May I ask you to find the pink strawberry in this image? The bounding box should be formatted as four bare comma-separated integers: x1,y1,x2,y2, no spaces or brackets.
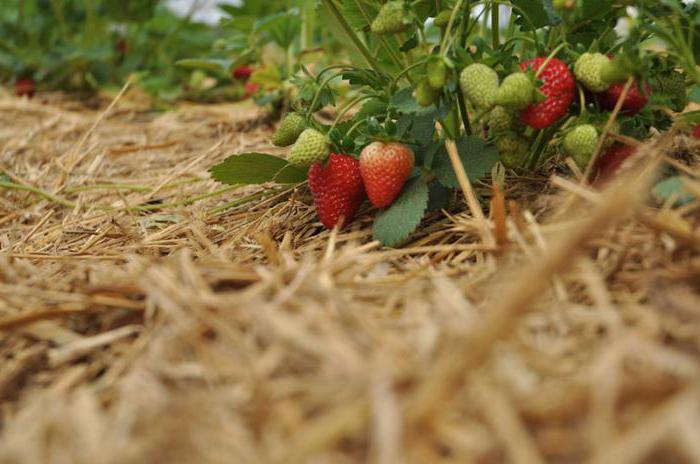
599,80,651,115
519,57,575,129
359,141,415,209
308,153,365,229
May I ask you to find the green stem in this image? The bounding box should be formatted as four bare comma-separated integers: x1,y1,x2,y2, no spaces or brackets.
1,180,75,208
439,0,465,56
455,84,472,136
1,180,238,213
345,119,368,139
307,70,348,116
350,0,406,79
391,60,429,92
491,1,499,49
319,0,383,74
327,95,374,136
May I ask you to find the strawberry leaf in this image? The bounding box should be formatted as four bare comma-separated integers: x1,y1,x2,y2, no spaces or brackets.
373,177,429,247
210,153,306,185
432,136,499,188
427,181,451,212
652,176,695,207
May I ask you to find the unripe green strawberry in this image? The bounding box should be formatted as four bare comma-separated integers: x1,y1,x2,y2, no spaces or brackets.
599,56,628,84
433,10,452,28
460,63,499,110
288,129,329,166
488,106,513,133
415,80,440,107
271,113,306,147
574,53,611,92
496,134,529,170
653,71,687,112
563,124,599,169
495,73,535,110
371,1,411,34
427,57,448,89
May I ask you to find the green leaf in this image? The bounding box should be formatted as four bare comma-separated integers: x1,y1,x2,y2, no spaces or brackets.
274,164,309,184
689,84,700,104
427,181,451,212
511,0,557,29
432,136,499,188
390,88,433,115
175,58,233,74
210,153,305,185
652,176,696,207
373,177,429,247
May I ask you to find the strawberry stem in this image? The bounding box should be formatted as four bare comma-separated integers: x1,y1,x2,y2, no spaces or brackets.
319,0,383,75
491,2,499,49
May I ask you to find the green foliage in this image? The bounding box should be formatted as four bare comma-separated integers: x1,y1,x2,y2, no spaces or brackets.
373,177,429,247
0,0,219,98
210,153,307,185
433,137,500,188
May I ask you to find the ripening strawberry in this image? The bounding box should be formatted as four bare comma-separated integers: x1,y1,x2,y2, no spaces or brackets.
495,73,535,110
653,71,687,112
460,63,499,110
595,143,637,184
427,57,448,89
598,80,651,115
575,53,628,92
288,129,329,166
574,53,612,92
272,113,306,147
359,141,414,209
519,57,575,129
563,124,599,169
415,80,440,107
433,10,452,28
371,1,411,34
308,153,366,229
495,134,530,169
488,106,513,134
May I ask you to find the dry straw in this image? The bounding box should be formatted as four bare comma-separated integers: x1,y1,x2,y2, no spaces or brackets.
1,88,700,463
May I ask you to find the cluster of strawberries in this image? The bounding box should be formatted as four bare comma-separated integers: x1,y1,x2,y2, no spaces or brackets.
460,52,651,176
271,114,414,229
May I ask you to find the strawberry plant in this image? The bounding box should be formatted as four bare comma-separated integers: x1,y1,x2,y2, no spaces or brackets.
0,0,220,100
207,0,700,246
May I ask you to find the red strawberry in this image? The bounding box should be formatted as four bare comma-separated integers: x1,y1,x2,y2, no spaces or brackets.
15,78,35,98
519,57,575,129
232,65,254,80
308,153,366,229
245,82,260,97
359,141,415,209
594,143,636,184
691,124,700,139
599,81,651,115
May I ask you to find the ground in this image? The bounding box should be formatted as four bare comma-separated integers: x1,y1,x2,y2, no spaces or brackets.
1,88,700,464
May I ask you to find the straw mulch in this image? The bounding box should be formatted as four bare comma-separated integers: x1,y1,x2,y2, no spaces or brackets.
2,88,700,464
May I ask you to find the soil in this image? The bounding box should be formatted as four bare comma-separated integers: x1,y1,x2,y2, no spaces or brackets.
2,88,700,464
